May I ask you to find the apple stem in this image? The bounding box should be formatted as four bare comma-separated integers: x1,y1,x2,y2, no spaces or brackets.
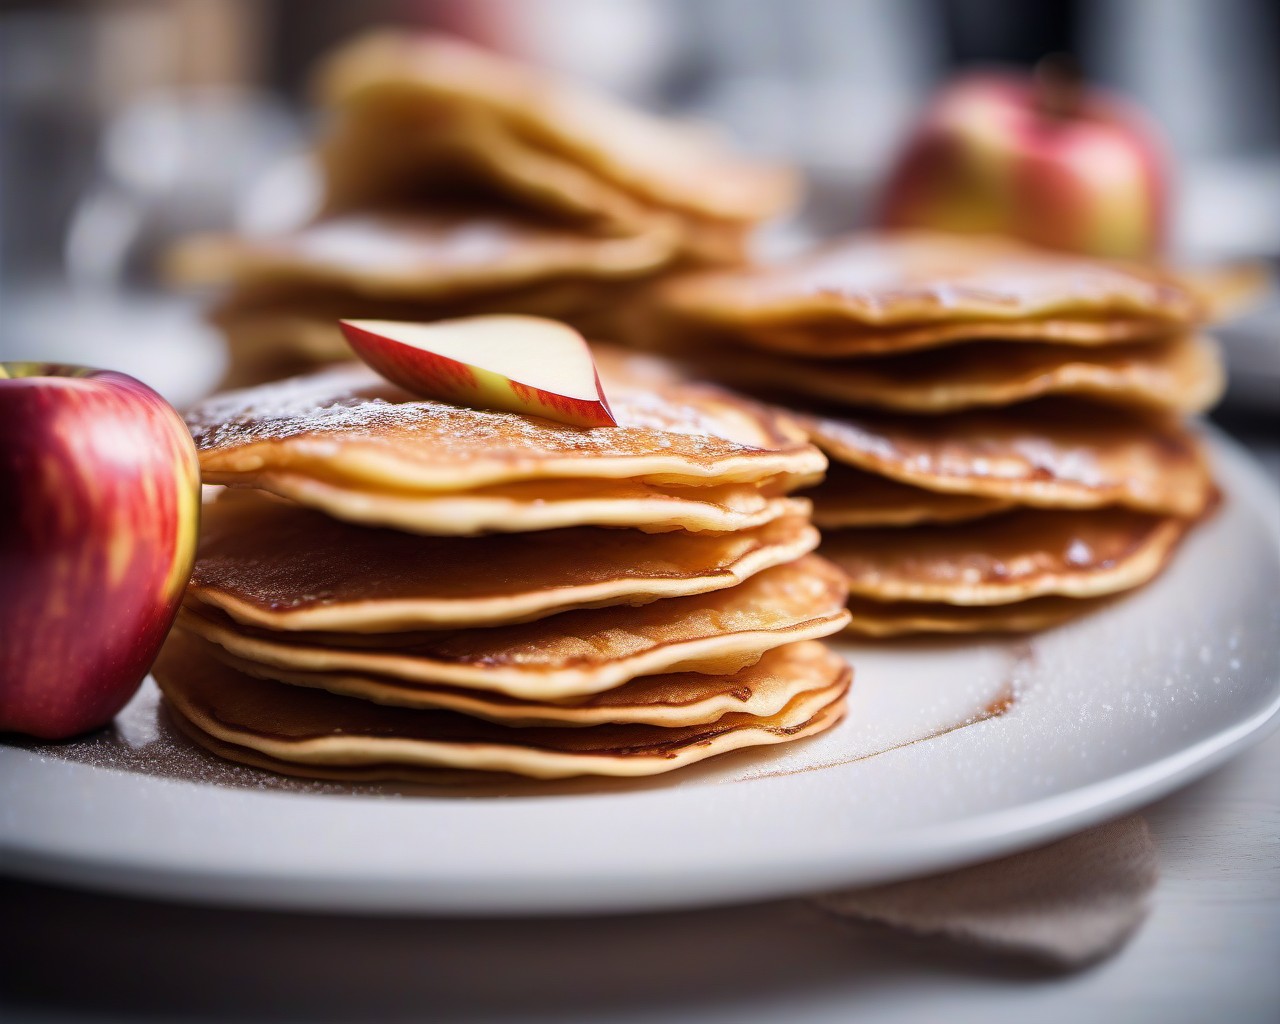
1034,53,1082,120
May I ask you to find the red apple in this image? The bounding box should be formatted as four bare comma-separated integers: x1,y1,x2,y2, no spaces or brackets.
0,363,201,739
878,61,1168,260
339,315,617,428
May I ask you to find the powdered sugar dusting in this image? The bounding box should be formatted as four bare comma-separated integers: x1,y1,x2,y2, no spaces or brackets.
673,233,1197,324
186,364,811,469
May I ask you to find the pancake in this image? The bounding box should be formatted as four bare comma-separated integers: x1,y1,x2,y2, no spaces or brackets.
313,31,796,257
808,464,1013,528
189,490,820,631
655,231,1203,355
177,555,852,701
314,105,751,266
843,594,1108,637
691,335,1224,414
169,210,679,300
187,363,824,494
157,632,849,781
198,634,848,728
803,400,1213,517
823,508,1187,605
242,473,811,536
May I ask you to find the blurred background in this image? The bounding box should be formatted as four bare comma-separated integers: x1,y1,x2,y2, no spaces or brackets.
1,0,1277,412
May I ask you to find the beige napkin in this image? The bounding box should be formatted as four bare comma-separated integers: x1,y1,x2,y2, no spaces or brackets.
812,815,1157,969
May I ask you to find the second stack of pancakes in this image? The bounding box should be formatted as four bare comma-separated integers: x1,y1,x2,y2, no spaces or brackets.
647,231,1222,636
155,342,852,782
171,31,795,389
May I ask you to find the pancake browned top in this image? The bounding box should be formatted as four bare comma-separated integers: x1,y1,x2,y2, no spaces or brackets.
178,555,852,700
802,400,1213,517
657,232,1203,354
823,507,1188,605
187,364,825,493
690,335,1224,415
169,210,678,300
190,490,819,631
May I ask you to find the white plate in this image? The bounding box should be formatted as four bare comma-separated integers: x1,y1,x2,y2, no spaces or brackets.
2,433,1278,916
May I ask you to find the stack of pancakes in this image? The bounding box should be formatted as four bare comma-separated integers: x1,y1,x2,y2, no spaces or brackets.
155,350,852,782
172,31,794,389
647,232,1222,636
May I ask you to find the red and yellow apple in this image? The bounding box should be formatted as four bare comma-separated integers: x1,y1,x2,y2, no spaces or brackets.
340,315,617,428
877,63,1168,260
0,364,201,739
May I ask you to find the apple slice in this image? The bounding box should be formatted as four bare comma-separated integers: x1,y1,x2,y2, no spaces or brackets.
339,315,616,428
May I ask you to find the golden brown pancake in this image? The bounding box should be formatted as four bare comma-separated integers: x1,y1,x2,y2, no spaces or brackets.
178,555,852,701
802,400,1213,517
156,631,849,780
312,31,796,261
823,508,1187,605
189,490,819,632
240,473,811,536
842,594,1109,637
199,634,847,728
655,231,1203,355
688,335,1224,415
169,210,679,300
807,464,1013,528
315,106,753,266
187,363,824,494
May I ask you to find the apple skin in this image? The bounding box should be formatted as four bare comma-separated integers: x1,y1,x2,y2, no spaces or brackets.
339,317,617,428
0,364,201,739
877,71,1168,260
